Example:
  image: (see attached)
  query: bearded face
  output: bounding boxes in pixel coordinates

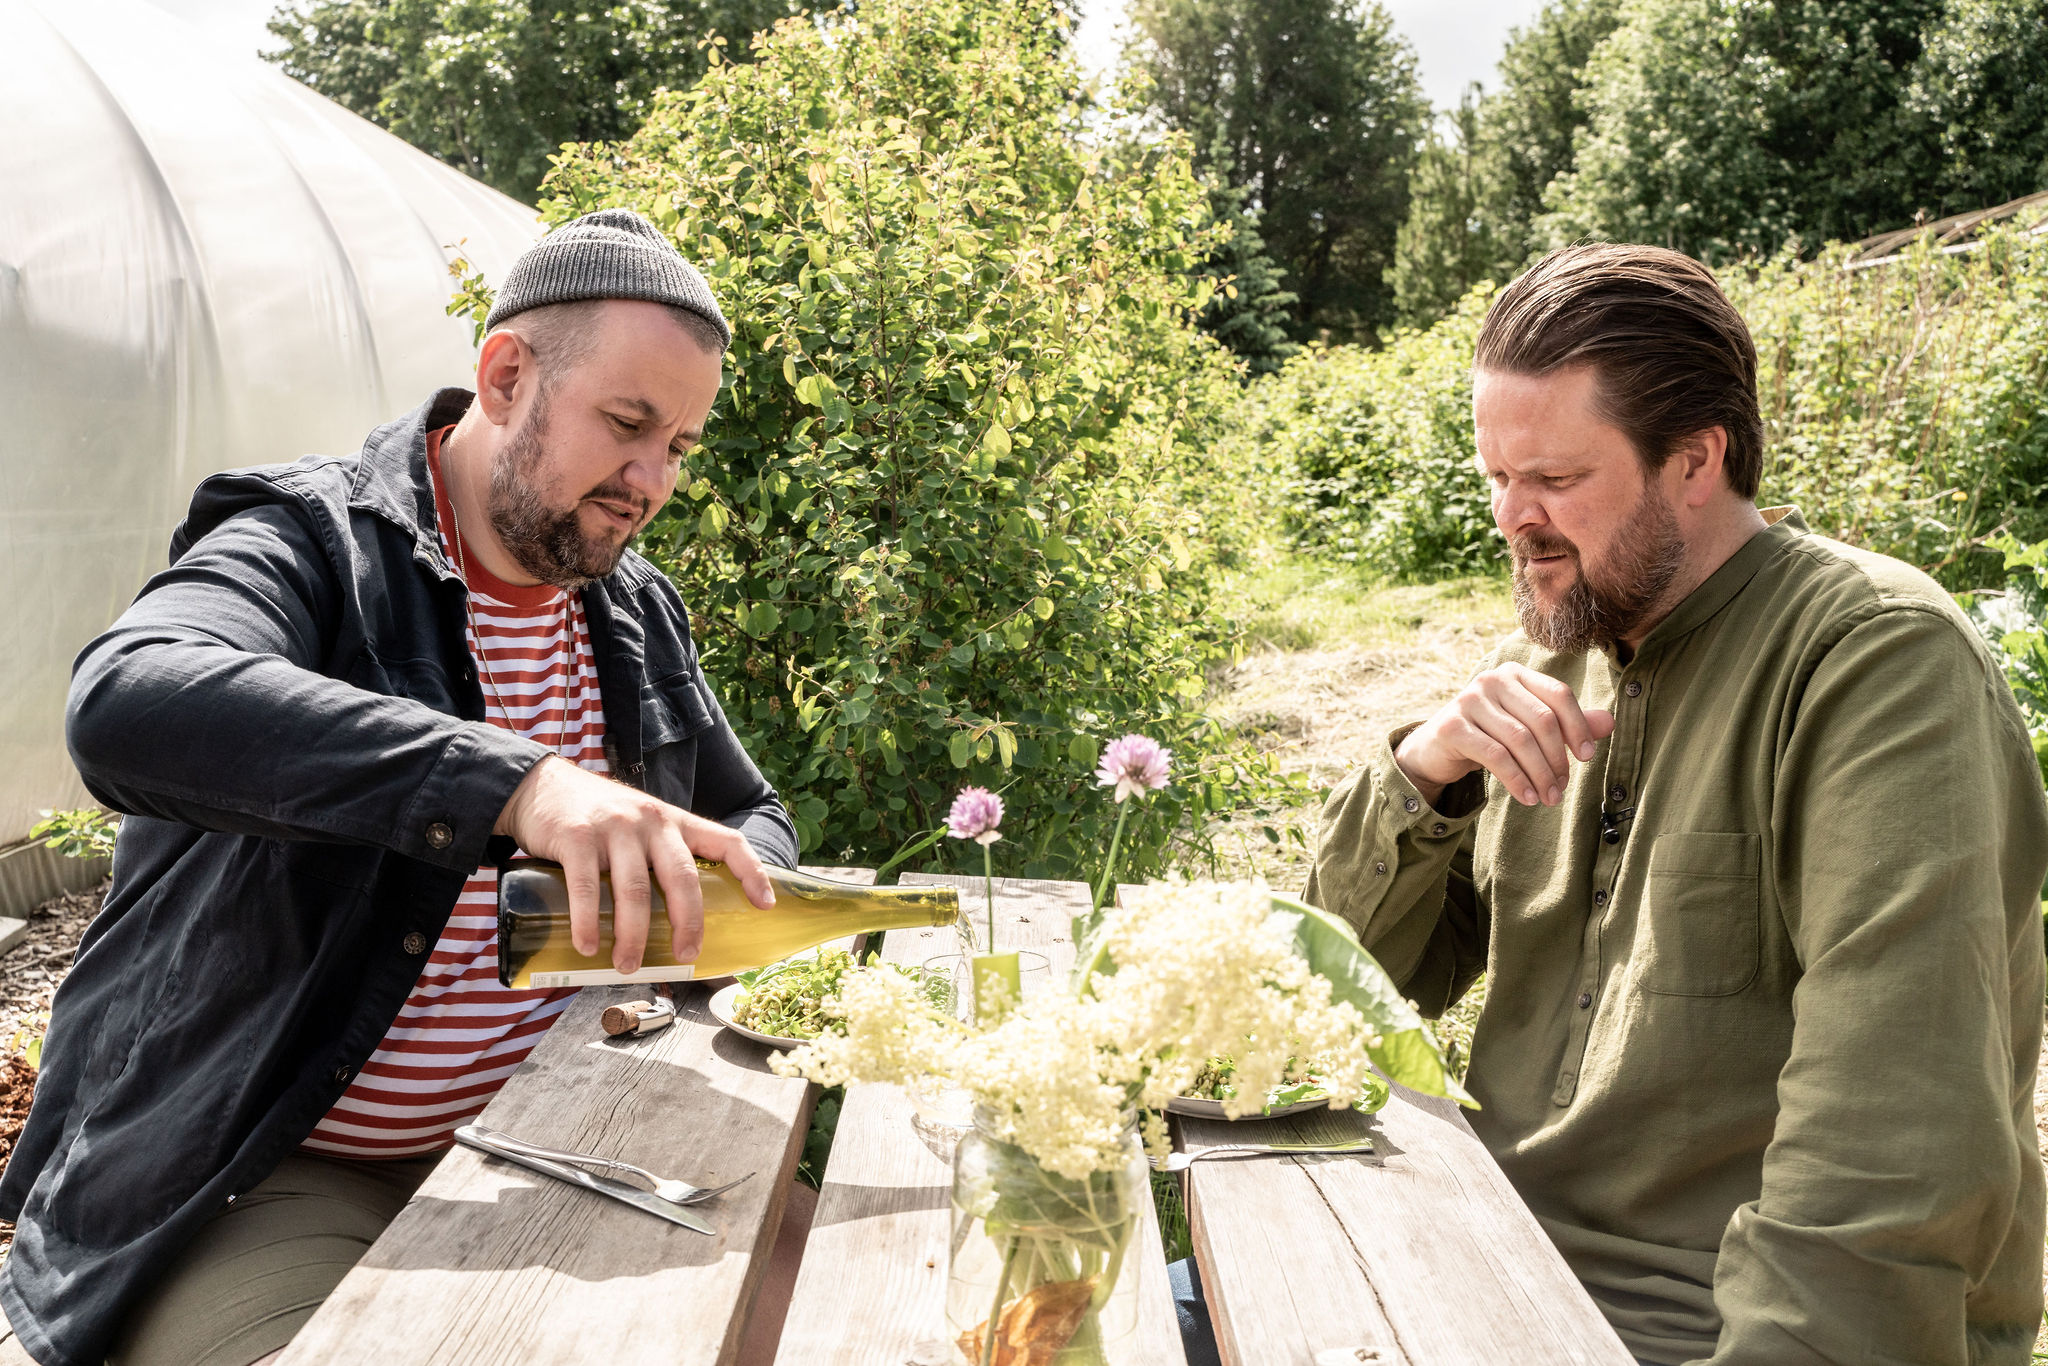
[1510,471,1686,655]
[487,389,653,590]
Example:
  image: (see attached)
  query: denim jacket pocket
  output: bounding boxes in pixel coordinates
[1640,831,1762,997]
[641,668,715,752]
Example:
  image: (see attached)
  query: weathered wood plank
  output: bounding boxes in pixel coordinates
[1177,1084,1634,1366]
[282,868,876,1366]
[776,875,1185,1366]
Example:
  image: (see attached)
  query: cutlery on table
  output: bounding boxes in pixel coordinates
[462,1123,755,1204]
[453,1124,720,1233]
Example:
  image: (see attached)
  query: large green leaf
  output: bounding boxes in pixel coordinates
[1265,892,1475,1108]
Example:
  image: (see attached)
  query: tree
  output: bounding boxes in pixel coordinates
[1125,0,1428,343]
[1386,91,1497,328]
[1385,0,1620,328]
[1474,0,1622,269]
[1193,183,1299,376]
[1905,0,2048,211]
[264,0,830,201]
[512,0,1278,876]
[1541,0,2048,261]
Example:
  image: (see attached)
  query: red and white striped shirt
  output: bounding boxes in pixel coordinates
[302,427,606,1158]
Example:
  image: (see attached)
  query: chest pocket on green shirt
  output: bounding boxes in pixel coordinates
[1640,832,1762,997]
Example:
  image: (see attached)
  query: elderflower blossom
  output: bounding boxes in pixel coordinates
[772,879,1382,1180]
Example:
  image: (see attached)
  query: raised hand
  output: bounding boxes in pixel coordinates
[493,757,776,973]
[1394,663,1616,809]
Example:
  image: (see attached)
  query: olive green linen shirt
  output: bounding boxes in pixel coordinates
[1306,509,2048,1366]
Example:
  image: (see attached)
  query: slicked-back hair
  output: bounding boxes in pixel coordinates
[504,298,726,396]
[1475,244,1765,500]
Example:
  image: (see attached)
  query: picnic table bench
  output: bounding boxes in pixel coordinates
[282,871,1633,1365]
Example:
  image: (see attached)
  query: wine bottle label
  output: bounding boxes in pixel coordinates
[528,965,698,988]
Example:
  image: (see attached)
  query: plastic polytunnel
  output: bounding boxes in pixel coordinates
[0,0,542,856]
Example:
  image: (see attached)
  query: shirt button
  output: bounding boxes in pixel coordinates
[1608,783,1628,803]
[1624,680,1643,698]
[403,931,429,955]
[1577,992,1593,1010]
[1593,889,1608,907]
[1431,822,1447,837]
[332,1065,354,1085]
[425,821,454,850]
[1373,861,1388,877]
[1403,796,1420,814]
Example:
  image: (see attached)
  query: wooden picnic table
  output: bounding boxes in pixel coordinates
[772,873,1186,1366]
[283,868,1633,1366]
[1173,1068,1635,1365]
[279,868,878,1366]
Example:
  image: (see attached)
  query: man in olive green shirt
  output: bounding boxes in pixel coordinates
[1307,244,2048,1365]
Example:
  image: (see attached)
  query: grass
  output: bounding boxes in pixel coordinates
[1222,562,1514,658]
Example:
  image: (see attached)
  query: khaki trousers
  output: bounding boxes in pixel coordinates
[1,1151,437,1366]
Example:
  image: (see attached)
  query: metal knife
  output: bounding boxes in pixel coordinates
[453,1123,715,1235]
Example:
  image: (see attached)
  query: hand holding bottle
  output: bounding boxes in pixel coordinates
[494,756,775,973]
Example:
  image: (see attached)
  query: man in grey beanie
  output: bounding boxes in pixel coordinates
[0,211,797,1366]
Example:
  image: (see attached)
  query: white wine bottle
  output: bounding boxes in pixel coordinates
[496,859,960,988]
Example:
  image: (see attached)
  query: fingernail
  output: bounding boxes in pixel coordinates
[1547,786,1560,804]
[1521,788,1537,805]
[1578,742,1596,760]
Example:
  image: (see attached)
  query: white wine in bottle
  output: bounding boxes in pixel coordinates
[496,859,960,988]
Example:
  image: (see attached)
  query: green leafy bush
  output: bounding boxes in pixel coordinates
[29,808,118,862]
[1732,226,2048,589]
[1971,536,2048,786]
[497,0,1277,878]
[1255,217,2048,590]
[1248,286,1497,580]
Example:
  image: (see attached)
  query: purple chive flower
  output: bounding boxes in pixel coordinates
[946,787,1004,846]
[1095,735,1171,804]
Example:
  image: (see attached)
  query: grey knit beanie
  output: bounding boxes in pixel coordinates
[485,208,730,347]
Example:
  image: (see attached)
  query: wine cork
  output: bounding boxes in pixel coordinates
[601,999,676,1038]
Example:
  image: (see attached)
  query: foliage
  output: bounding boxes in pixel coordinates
[1386,0,1620,328]
[1190,183,1299,378]
[1240,287,1497,579]
[1123,0,1429,342]
[1972,537,2048,786]
[499,0,1278,880]
[263,0,830,200]
[1387,93,1498,330]
[1542,0,2048,262]
[1730,224,2048,589]
[29,808,118,862]
[1256,218,2048,589]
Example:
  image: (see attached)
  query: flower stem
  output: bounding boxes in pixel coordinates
[981,1236,1021,1366]
[1091,802,1132,913]
[983,841,996,955]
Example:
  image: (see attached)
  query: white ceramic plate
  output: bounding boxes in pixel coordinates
[1165,1094,1333,1121]
[707,981,817,1050]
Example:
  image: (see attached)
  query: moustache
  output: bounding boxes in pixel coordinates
[1511,531,1578,564]
[582,483,652,526]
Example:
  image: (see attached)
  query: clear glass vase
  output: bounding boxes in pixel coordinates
[946,1107,1148,1366]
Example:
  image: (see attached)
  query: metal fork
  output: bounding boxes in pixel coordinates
[1152,1139,1375,1173]
[462,1124,755,1204]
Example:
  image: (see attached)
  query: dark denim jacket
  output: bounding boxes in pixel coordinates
[0,390,797,1366]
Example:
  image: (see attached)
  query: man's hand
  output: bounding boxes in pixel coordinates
[1395,663,1616,809]
[493,757,776,973]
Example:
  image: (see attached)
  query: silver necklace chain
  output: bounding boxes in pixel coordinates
[442,462,575,760]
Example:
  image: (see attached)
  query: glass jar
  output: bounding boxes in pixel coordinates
[945,1107,1149,1366]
